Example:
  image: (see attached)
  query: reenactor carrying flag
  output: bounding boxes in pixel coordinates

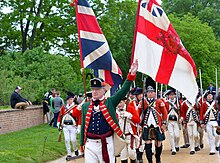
[138,85,167,163]
[79,60,138,163]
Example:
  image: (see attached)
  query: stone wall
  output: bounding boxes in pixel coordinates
[0,106,44,134]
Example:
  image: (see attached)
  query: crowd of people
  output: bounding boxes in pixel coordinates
[9,61,220,163]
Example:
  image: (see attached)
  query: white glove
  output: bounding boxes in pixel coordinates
[123,111,133,119]
[57,122,60,128]
[76,125,81,134]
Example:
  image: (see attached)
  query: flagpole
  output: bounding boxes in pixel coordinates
[81,68,87,99]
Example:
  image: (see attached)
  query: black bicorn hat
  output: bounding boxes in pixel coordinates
[90,78,106,88]
[133,87,143,95]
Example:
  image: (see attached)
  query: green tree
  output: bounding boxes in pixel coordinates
[0,48,83,105]
[162,0,220,39]
[0,0,78,53]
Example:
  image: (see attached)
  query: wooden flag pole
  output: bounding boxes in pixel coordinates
[81,68,87,99]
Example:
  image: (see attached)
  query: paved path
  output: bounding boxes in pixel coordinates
[49,132,219,163]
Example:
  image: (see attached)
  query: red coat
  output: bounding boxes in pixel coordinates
[165,100,181,114]
[139,99,167,127]
[200,101,218,122]
[129,100,142,116]
[58,104,82,125]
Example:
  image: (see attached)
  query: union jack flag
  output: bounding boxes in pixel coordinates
[75,0,123,95]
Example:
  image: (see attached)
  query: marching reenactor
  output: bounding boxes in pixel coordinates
[195,91,206,149]
[179,98,190,149]
[57,92,82,160]
[139,85,167,163]
[129,87,145,162]
[200,91,219,155]
[165,89,181,155]
[180,100,199,155]
[79,60,138,163]
[116,97,140,163]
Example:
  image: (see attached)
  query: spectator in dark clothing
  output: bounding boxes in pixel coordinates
[10,86,32,109]
[207,83,216,93]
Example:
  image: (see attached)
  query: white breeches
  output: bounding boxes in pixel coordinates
[206,121,219,153]
[187,121,198,151]
[85,136,115,163]
[63,125,77,155]
[120,135,136,161]
[168,121,180,152]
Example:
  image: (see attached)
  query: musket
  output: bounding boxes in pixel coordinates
[123,91,131,133]
[141,75,146,121]
[160,84,163,99]
[216,68,218,100]
[58,116,63,142]
[58,103,77,142]
[199,69,204,103]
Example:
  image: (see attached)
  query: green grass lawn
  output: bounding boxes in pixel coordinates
[0,124,79,163]
[0,106,10,110]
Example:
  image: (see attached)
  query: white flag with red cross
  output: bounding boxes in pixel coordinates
[132,0,198,104]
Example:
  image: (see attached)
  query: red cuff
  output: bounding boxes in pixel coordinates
[127,73,136,81]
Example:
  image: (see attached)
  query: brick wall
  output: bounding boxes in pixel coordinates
[0,106,44,134]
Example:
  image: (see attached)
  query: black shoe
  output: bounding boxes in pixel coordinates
[171,151,176,155]
[209,152,215,155]
[75,150,79,156]
[186,144,190,148]
[200,144,204,149]
[175,147,179,152]
[195,146,200,151]
[66,155,72,161]
[190,151,195,155]
[216,147,219,151]
[180,145,188,148]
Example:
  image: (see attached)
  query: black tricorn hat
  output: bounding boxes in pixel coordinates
[66,91,75,100]
[205,90,216,97]
[166,88,176,95]
[130,87,137,95]
[86,91,92,98]
[90,78,106,88]
[133,87,143,95]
